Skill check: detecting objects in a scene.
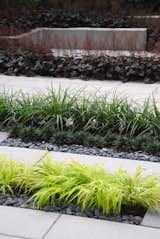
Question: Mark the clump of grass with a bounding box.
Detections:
[29,154,160,213]
[0,90,154,136]
[1,90,160,154]
[0,152,160,213]
[0,153,33,195]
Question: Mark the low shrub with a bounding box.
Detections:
[0,0,159,13]
[0,0,112,12]
[0,0,41,10]
[0,152,160,213]
[122,0,160,10]
[0,51,160,82]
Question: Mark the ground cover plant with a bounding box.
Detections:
[0,152,160,215]
[0,51,160,83]
[0,0,159,14]
[1,90,160,155]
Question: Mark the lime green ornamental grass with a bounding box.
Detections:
[0,152,160,213]
[30,154,160,213]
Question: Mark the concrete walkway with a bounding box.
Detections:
[0,146,159,238]
[0,206,159,239]
[0,75,160,106]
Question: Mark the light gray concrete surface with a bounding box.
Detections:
[52,49,158,57]
[0,27,147,51]
[142,209,160,228]
[0,146,160,176]
[0,206,60,239]
[45,214,160,239]
[0,206,159,239]
[0,75,160,107]
[0,146,45,165]
[0,132,9,143]
[48,150,160,176]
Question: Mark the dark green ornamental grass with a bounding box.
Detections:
[1,89,160,154]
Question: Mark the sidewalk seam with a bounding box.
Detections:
[0,232,35,239]
[141,208,160,229]
[42,214,62,239]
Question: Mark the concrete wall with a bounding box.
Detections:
[0,27,147,51]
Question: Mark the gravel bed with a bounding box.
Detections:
[0,193,145,225]
[0,138,160,162]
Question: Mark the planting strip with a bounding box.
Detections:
[0,146,159,231]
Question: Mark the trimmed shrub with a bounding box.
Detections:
[122,0,160,10]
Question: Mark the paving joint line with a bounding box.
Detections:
[0,232,36,239]
[139,224,160,230]
[140,209,160,229]
[42,214,62,239]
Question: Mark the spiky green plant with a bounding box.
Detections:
[0,153,33,195]
[1,90,160,154]
[0,152,160,213]
[30,154,160,213]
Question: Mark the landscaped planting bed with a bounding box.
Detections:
[1,91,160,155]
[0,152,160,225]
[1,9,160,83]
[0,50,160,83]
[0,9,160,51]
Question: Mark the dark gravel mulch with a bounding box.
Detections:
[1,138,160,162]
[0,50,160,83]
[0,193,146,225]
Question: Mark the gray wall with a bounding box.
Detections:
[0,28,147,51]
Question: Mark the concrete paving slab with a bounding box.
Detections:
[0,206,59,239]
[0,75,160,107]
[0,75,121,97]
[117,82,160,106]
[48,150,160,176]
[0,132,9,143]
[45,214,160,239]
[142,209,160,228]
[0,146,45,165]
